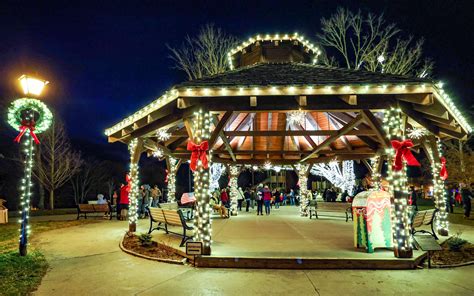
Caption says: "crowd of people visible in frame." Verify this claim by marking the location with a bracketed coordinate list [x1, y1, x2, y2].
[445, 183, 473, 218]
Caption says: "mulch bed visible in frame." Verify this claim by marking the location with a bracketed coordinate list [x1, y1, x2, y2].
[431, 240, 474, 266]
[121, 233, 185, 263]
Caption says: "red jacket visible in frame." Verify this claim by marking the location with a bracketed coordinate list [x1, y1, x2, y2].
[221, 191, 229, 204]
[263, 189, 272, 201]
[120, 185, 130, 205]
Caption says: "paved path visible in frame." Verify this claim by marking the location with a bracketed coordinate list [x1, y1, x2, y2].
[33, 215, 474, 296]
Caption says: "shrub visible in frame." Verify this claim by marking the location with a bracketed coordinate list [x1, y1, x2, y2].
[138, 233, 153, 247]
[447, 233, 468, 251]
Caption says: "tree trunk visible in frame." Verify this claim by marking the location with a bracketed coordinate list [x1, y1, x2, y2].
[49, 190, 55, 210]
[38, 184, 45, 209]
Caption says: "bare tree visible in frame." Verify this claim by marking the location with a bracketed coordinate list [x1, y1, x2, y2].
[34, 119, 82, 209]
[317, 8, 433, 77]
[167, 24, 239, 80]
[444, 138, 474, 185]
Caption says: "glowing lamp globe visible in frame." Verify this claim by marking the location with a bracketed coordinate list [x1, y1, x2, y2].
[18, 75, 49, 96]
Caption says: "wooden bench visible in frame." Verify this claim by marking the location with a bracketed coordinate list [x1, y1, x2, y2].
[147, 207, 194, 247]
[309, 201, 352, 222]
[77, 203, 112, 220]
[411, 208, 438, 240]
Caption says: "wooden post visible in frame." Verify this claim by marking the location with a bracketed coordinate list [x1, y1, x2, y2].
[166, 157, 180, 202]
[128, 138, 143, 233]
[296, 164, 310, 216]
[189, 110, 212, 255]
[228, 165, 240, 216]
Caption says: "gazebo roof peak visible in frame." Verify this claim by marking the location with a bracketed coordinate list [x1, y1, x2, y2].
[228, 33, 322, 70]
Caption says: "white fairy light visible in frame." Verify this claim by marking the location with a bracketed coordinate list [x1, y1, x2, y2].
[263, 161, 272, 171]
[287, 109, 306, 126]
[210, 163, 224, 191]
[152, 148, 163, 158]
[156, 128, 171, 141]
[311, 160, 355, 195]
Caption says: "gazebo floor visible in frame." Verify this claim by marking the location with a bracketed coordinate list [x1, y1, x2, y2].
[143, 206, 426, 269]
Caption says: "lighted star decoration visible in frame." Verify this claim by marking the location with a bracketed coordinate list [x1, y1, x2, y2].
[287, 110, 306, 126]
[407, 127, 428, 139]
[152, 148, 164, 158]
[156, 128, 171, 141]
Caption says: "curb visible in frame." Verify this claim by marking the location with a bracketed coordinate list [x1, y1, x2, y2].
[431, 260, 474, 268]
[119, 236, 187, 265]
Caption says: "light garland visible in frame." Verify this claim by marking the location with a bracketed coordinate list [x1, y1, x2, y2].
[191, 110, 212, 254]
[287, 109, 306, 126]
[383, 107, 413, 257]
[156, 128, 171, 141]
[229, 165, 240, 215]
[428, 138, 449, 235]
[310, 161, 355, 195]
[406, 127, 428, 139]
[128, 139, 140, 231]
[296, 164, 309, 216]
[435, 83, 472, 133]
[210, 163, 224, 191]
[7, 98, 53, 133]
[370, 156, 382, 190]
[227, 33, 321, 69]
[167, 156, 178, 202]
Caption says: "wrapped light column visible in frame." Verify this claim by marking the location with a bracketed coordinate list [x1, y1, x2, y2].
[383, 107, 413, 258]
[191, 110, 212, 255]
[18, 129, 34, 256]
[128, 139, 141, 232]
[370, 156, 382, 190]
[229, 165, 240, 216]
[167, 156, 178, 202]
[296, 164, 309, 216]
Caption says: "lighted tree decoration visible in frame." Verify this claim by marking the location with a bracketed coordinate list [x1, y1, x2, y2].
[310, 160, 355, 195]
[7, 77, 52, 256]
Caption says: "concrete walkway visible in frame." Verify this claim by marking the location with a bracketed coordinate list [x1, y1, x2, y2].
[33, 213, 474, 296]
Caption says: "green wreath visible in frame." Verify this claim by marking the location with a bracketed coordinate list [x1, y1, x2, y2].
[7, 98, 53, 133]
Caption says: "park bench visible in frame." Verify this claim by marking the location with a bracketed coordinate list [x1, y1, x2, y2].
[77, 203, 112, 220]
[147, 207, 194, 247]
[411, 208, 438, 240]
[158, 202, 194, 220]
[309, 201, 352, 222]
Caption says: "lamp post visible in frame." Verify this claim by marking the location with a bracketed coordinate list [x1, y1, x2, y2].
[7, 75, 51, 256]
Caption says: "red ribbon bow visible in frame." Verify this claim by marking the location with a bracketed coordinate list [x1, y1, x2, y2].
[440, 157, 448, 180]
[391, 139, 420, 171]
[187, 141, 209, 171]
[14, 120, 40, 144]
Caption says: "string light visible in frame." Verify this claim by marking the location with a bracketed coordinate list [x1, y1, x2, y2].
[310, 161, 355, 195]
[229, 166, 240, 215]
[296, 164, 309, 216]
[127, 139, 140, 230]
[210, 163, 224, 191]
[406, 127, 428, 139]
[167, 157, 178, 202]
[152, 148, 164, 158]
[287, 109, 306, 126]
[263, 161, 272, 171]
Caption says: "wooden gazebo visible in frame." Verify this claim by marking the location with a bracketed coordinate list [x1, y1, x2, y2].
[106, 34, 471, 257]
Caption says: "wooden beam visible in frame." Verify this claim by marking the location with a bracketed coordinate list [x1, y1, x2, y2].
[340, 94, 357, 105]
[223, 129, 376, 137]
[399, 101, 441, 137]
[250, 96, 257, 107]
[183, 118, 195, 142]
[208, 111, 233, 148]
[297, 95, 307, 106]
[212, 153, 375, 165]
[301, 113, 364, 162]
[143, 138, 173, 156]
[212, 115, 237, 162]
[413, 100, 449, 119]
[361, 110, 391, 148]
[207, 148, 375, 156]
[396, 93, 433, 105]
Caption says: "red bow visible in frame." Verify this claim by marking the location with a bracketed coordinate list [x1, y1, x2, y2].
[14, 120, 40, 144]
[187, 141, 209, 171]
[440, 157, 448, 180]
[391, 139, 420, 171]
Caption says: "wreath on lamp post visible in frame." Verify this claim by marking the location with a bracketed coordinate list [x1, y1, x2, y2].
[7, 98, 53, 143]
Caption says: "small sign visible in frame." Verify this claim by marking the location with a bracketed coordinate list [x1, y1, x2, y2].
[186, 241, 203, 255]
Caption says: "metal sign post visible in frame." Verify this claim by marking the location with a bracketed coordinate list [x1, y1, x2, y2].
[186, 241, 203, 267]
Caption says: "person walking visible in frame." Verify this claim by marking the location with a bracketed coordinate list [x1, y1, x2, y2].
[409, 186, 418, 211]
[237, 187, 244, 211]
[220, 188, 230, 208]
[274, 189, 281, 209]
[244, 187, 251, 212]
[460, 183, 472, 219]
[444, 184, 454, 213]
[263, 185, 272, 215]
[289, 189, 295, 206]
[256, 184, 264, 215]
[119, 183, 130, 221]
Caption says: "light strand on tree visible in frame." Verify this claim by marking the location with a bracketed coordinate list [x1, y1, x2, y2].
[191, 110, 212, 252]
[167, 156, 178, 202]
[310, 160, 355, 195]
[18, 131, 34, 252]
[210, 163, 224, 191]
[428, 138, 449, 234]
[383, 107, 413, 255]
[370, 156, 382, 190]
[128, 139, 140, 228]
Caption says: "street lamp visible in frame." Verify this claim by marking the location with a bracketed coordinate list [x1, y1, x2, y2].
[18, 75, 49, 96]
[6, 74, 53, 256]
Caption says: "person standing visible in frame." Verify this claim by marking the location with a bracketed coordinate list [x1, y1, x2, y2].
[151, 185, 161, 207]
[263, 185, 272, 215]
[256, 184, 264, 215]
[244, 187, 251, 212]
[119, 183, 130, 221]
[289, 189, 295, 206]
[237, 187, 245, 211]
[220, 188, 230, 208]
[460, 183, 472, 219]
[274, 188, 281, 209]
[444, 184, 454, 213]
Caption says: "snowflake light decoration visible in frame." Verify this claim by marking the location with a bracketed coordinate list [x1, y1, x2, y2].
[152, 148, 164, 158]
[287, 109, 306, 126]
[407, 127, 428, 139]
[156, 128, 171, 141]
[263, 161, 272, 171]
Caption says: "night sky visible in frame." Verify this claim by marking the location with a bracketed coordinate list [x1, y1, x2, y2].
[1, 0, 473, 156]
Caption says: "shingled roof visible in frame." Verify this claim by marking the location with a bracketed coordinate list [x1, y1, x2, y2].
[175, 62, 432, 89]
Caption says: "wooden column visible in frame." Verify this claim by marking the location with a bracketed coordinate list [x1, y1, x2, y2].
[189, 110, 212, 255]
[228, 165, 240, 216]
[383, 108, 413, 258]
[296, 164, 310, 216]
[128, 138, 143, 232]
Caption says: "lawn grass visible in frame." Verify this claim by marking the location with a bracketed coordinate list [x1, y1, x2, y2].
[0, 219, 99, 295]
[416, 198, 474, 227]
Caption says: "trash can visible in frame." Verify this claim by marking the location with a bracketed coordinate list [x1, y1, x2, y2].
[352, 191, 393, 253]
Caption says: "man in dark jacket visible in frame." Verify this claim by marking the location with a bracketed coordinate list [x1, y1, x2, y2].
[461, 183, 472, 218]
